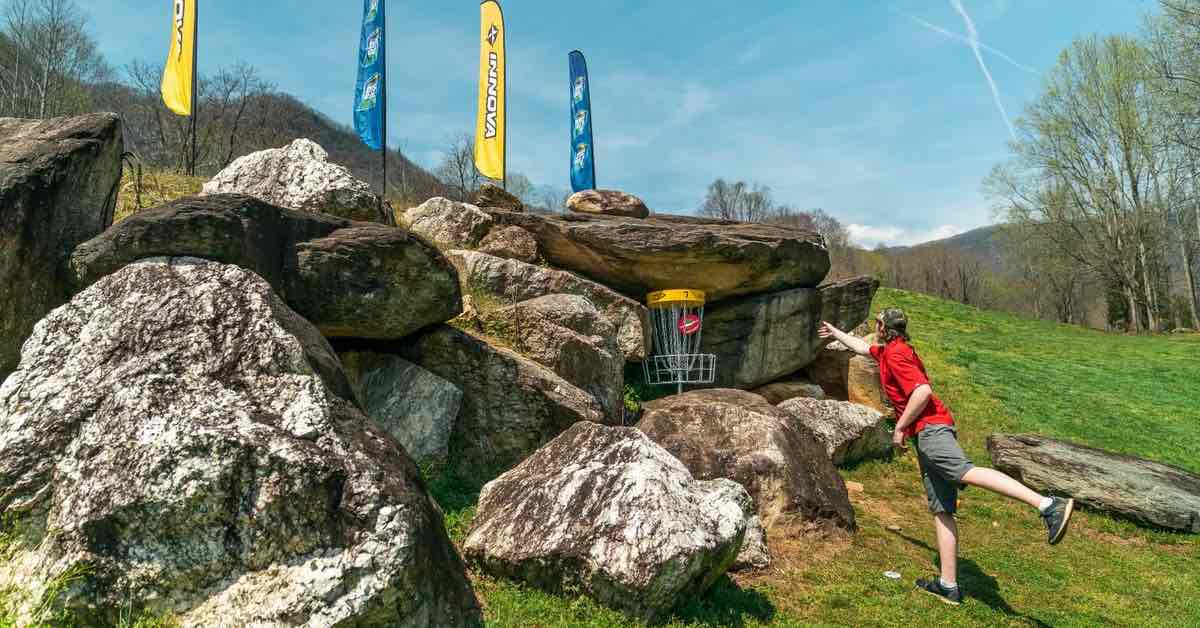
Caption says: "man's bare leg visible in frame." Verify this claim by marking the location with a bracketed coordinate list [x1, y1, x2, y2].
[961, 467, 1043, 509]
[934, 513, 958, 585]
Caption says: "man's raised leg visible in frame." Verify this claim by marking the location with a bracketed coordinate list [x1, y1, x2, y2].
[960, 467, 1043, 508]
[960, 466, 1075, 544]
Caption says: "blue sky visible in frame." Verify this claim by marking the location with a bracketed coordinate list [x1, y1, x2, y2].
[86, 1, 1152, 247]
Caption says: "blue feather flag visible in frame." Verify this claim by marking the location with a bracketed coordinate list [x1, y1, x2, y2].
[354, 0, 385, 150]
[569, 50, 596, 192]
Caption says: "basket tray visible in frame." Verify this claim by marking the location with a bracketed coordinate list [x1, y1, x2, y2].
[643, 353, 717, 386]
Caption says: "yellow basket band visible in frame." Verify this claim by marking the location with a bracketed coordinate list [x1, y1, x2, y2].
[647, 289, 706, 308]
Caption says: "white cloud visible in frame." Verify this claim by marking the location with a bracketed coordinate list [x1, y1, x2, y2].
[847, 223, 966, 249]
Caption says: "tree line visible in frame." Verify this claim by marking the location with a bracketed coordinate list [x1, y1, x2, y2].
[987, 0, 1200, 332]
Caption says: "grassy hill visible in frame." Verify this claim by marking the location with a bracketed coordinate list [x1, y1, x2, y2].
[435, 288, 1200, 627]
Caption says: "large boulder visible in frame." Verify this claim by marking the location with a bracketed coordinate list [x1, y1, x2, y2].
[448, 249, 650, 362]
[638, 389, 855, 532]
[988, 434, 1200, 533]
[339, 351, 462, 466]
[474, 183, 524, 211]
[778, 398, 892, 467]
[201, 138, 392, 224]
[752, 377, 827, 405]
[401, 197, 495, 249]
[480, 294, 624, 421]
[395, 325, 607, 480]
[567, 189, 650, 219]
[702, 276, 879, 389]
[478, 225, 539, 263]
[0, 113, 122, 381]
[70, 194, 462, 340]
[0, 258, 480, 626]
[463, 422, 751, 621]
[485, 209, 831, 302]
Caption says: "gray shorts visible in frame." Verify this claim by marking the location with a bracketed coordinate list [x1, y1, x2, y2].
[915, 425, 974, 514]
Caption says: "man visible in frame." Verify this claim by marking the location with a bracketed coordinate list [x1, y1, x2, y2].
[819, 308, 1074, 606]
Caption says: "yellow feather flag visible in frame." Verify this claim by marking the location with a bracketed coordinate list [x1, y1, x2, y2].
[474, 0, 505, 181]
[161, 0, 196, 116]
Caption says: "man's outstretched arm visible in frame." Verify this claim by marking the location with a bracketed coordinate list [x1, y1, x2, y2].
[818, 321, 872, 356]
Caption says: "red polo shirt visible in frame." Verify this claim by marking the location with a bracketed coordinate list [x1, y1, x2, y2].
[869, 339, 954, 438]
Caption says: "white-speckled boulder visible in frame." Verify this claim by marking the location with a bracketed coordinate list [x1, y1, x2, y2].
[401, 197, 495, 249]
[463, 422, 751, 621]
[0, 258, 480, 627]
[201, 138, 392, 224]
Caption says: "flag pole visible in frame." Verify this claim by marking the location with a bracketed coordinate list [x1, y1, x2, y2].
[189, 0, 199, 176]
[380, 0, 388, 223]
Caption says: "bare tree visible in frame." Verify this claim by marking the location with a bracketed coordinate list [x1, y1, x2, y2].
[0, 0, 109, 118]
[435, 133, 481, 201]
[506, 172, 535, 206]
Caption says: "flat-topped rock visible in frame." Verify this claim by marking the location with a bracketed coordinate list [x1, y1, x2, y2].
[988, 434, 1200, 533]
[0, 113, 123, 381]
[202, 138, 393, 224]
[567, 189, 650, 219]
[70, 194, 462, 340]
[485, 209, 831, 302]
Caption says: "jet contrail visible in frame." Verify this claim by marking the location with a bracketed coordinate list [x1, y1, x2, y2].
[950, 0, 1017, 141]
[906, 14, 1037, 75]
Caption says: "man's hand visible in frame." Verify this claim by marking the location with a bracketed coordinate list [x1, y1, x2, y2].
[818, 321, 872, 356]
[892, 427, 908, 451]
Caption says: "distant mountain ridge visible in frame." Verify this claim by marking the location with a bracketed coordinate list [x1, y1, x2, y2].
[884, 224, 1009, 270]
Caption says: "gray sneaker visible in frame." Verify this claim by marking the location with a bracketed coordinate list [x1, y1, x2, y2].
[1042, 496, 1075, 545]
[916, 576, 962, 606]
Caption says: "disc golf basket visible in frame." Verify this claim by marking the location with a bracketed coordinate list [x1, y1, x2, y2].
[642, 289, 717, 393]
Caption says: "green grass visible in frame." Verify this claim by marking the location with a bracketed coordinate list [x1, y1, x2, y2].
[430, 287, 1200, 627]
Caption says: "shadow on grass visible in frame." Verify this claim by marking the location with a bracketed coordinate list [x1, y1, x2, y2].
[671, 575, 775, 627]
[889, 530, 1051, 628]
